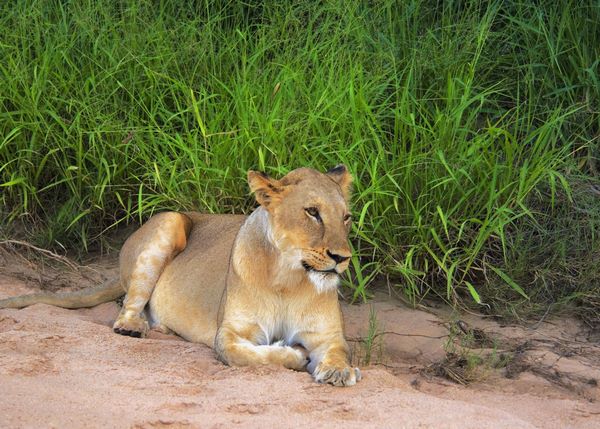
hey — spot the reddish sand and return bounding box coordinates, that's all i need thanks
[1,269,599,428]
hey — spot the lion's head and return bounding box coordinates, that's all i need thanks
[247,165,353,292]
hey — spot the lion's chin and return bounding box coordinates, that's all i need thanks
[307,270,340,294]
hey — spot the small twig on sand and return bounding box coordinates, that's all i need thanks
[377,331,448,339]
[348,331,448,343]
[0,240,79,271]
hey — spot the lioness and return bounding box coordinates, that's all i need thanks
[0,166,361,386]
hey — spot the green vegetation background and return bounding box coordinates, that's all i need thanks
[1,0,599,324]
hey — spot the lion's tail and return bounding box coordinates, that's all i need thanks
[0,280,124,309]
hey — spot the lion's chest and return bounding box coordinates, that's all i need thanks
[252,293,320,347]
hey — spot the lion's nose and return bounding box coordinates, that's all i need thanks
[326,250,350,264]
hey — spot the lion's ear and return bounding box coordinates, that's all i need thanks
[326,164,353,201]
[247,170,285,208]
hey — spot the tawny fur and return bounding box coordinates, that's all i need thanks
[0,166,361,386]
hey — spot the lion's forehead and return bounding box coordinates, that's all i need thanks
[291,181,347,210]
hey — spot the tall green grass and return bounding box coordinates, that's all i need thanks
[1,0,599,319]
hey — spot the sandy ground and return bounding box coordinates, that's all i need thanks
[1,255,599,428]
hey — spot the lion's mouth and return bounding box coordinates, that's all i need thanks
[301,261,338,275]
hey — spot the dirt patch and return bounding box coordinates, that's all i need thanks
[415,317,600,402]
[0,241,118,293]
[1,255,599,428]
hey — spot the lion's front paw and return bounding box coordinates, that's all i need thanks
[313,363,361,386]
[113,313,149,338]
[282,345,309,371]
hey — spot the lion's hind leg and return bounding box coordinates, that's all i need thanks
[113,212,192,338]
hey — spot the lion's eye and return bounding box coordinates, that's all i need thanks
[305,207,321,221]
[344,214,352,224]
